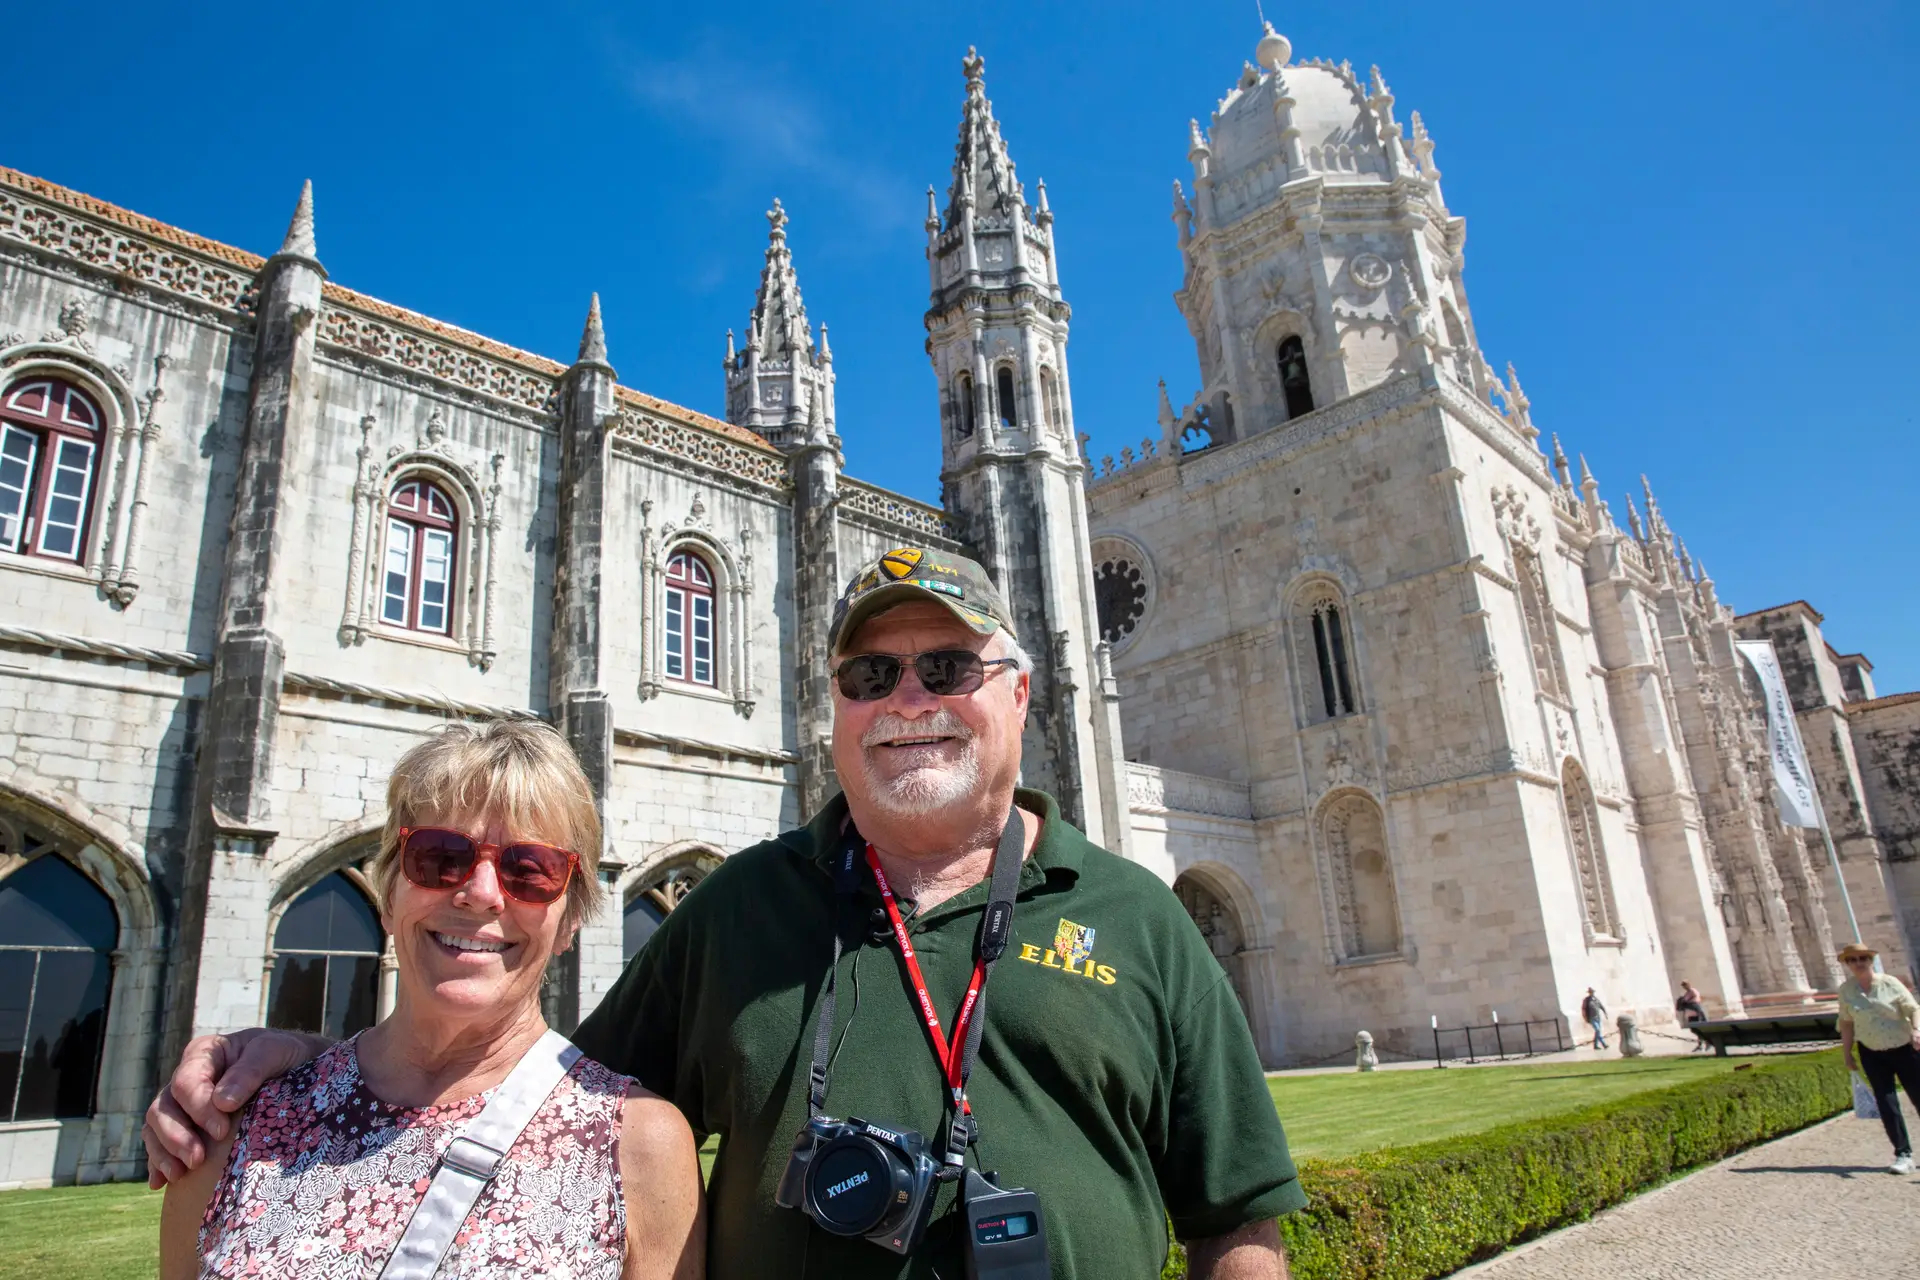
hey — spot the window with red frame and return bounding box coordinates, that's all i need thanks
[664,550,715,686]
[380,479,458,635]
[0,378,105,563]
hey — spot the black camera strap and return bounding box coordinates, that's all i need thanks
[804,808,1025,1168]
[806,835,865,1119]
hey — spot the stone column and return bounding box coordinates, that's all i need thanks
[790,406,842,819]
[165,184,323,1068]
[546,294,618,1033]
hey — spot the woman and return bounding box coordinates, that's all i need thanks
[1835,941,1920,1176]
[160,719,704,1277]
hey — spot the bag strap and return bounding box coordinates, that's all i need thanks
[379,1028,583,1280]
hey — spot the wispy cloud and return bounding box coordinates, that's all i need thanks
[617,38,915,237]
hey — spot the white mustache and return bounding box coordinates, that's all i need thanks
[861,710,976,748]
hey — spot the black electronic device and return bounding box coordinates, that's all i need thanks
[960,1168,1050,1280]
[774,1114,942,1255]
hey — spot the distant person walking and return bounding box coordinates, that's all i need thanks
[1836,942,1920,1176]
[1676,981,1709,1051]
[1582,988,1609,1050]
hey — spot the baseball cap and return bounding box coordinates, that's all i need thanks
[828,547,1018,655]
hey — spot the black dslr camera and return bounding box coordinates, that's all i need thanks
[774,1114,942,1254]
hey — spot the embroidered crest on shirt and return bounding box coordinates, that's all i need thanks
[1054,918,1096,968]
[1017,918,1116,985]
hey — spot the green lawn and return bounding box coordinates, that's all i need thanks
[1270,1053,1739,1159]
[0,1053,1756,1280]
[0,1182,160,1280]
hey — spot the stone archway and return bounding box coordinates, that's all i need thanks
[1174,872,1253,1023]
[621,845,725,960]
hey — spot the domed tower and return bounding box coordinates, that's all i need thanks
[725,198,837,452]
[1170,23,1499,440]
[925,46,1129,852]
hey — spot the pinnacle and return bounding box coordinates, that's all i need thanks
[577,292,609,367]
[277,179,317,261]
[944,46,1025,225]
[767,197,788,240]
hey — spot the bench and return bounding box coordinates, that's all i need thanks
[1687,1012,1839,1056]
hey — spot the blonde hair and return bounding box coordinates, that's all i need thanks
[370,718,606,929]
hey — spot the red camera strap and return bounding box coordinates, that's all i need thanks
[866,843,984,1109]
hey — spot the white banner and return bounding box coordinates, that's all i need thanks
[1735,640,1822,829]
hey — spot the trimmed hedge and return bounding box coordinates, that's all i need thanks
[1165,1050,1848,1280]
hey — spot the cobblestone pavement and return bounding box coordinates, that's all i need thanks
[1457,1097,1920,1279]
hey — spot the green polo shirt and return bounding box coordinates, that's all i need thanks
[574,789,1303,1279]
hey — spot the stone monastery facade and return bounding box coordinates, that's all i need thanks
[0,25,1913,1188]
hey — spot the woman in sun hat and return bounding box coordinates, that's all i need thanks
[159,718,704,1278]
[1835,940,1920,1175]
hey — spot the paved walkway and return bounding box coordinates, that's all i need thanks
[1457,1096,1920,1279]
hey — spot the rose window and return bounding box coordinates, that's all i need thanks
[1094,557,1147,644]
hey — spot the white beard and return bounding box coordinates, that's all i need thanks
[857,710,982,816]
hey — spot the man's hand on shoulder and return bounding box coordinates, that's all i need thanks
[143,1027,331,1188]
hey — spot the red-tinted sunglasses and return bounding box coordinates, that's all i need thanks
[397,827,578,906]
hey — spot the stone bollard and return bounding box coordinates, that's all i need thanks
[1617,1012,1643,1057]
[1355,1030,1379,1072]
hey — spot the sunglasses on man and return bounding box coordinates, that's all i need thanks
[398,827,578,905]
[834,649,1020,701]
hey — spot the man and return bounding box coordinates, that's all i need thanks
[1581,987,1609,1050]
[145,546,1304,1278]
[1674,980,1709,1052]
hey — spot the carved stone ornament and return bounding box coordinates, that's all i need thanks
[1491,484,1542,548]
[39,297,95,352]
[1348,253,1391,290]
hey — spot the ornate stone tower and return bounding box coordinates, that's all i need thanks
[1166,23,1507,446]
[926,48,1129,851]
[725,200,837,452]
[724,201,843,816]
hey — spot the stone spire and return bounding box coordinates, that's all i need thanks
[944,47,1026,227]
[725,199,834,449]
[923,44,1124,854]
[274,179,320,266]
[576,292,610,368]
[1550,433,1570,487]
[749,200,810,361]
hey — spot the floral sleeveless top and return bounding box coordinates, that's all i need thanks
[198,1035,633,1278]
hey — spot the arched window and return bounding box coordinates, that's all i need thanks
[381,478,458,635]
[1561,760,1621,942]
[1277,337,1314,421]
[1514,545,1567,700]
[1320,793,1400,960]
[1039,368,1063,436]
[267,873,382,1039]
[953,373,976,439]
[1297,589,1358,721]
[623,864,713,960]
[0,854,116,1121]
[664,550,716,686]
[0,377,106,562]
[995,365,1018,430]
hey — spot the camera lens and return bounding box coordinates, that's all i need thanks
[806,1135,906,1236]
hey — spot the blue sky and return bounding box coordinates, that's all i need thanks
[9,2,1915,689]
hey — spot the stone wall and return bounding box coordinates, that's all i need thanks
[1848,693,1920,982]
